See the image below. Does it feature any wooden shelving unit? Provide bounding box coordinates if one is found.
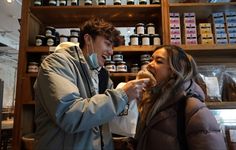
[13,0,236,149]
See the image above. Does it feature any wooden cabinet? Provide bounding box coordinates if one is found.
[13,0,236,149]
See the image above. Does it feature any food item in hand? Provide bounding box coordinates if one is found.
[136,69,157,88]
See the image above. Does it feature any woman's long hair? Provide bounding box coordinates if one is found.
[138,45,198,123]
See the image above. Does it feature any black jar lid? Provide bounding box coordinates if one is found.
[130,34,139,38]
[116,61,126,65]
[141,34,150,38]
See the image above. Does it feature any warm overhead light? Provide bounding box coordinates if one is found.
[6,0,14,3]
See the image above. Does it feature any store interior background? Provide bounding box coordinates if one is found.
[0,0,21,113]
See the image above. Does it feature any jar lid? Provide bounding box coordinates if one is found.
[146,23,155,27]
[46,35,56,38]
[36,35,46,38]
[105,60,115,64]
[153,34,160,37]
[28,62,39,65]
[116,61,126,65]
[141,34,150,37]
[70,29,80,32]
[70,35,79,38]
[136,23,145,27]
[60,35,68,38]
[131,63,139,67]
[46,26,55,30]
[130,34,139,38]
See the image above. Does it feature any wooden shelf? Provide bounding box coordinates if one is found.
[169,2,236,19]
[206,102,236,109]
[110,72,137,77]
[30,5,161,27]
[22,101,35,105]
[114,45,158,52]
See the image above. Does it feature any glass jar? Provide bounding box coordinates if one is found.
[141,34,150,45]
[135,23,145,35]
[146,23,155,35]
[153,34,161,45]
[34,0,42,6]
[116,61,127,72]
[59,0,67,6]
[131,63,140,73]
[35,35,46,46]
[59,35,68,43]
[105,61,116,72]
[46,35,56,46]
[28,62,39,73]
[71,0,79,5]
[130,34,139,46]
[70,35,79,43]
[49,0,57,6]
[113,53,123,62]
[45,26,55,36]
[140,54,151,62]
[70,29,80,36]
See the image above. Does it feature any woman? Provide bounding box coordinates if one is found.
[135,45,226,150]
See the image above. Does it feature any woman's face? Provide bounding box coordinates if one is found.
[146,48,172,86]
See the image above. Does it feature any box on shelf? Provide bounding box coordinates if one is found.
[198,33,214,44]
[198,23,212,35]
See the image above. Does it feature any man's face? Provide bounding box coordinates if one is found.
[146,48,172,86]
[91,35,113,67]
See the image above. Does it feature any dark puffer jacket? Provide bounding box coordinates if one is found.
[136,81,227,150]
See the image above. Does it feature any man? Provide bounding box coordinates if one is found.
[33,18,149,150]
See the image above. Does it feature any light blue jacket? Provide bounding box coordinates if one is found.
[33,42,128,150]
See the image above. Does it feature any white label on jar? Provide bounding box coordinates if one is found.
[47,38,54,46]
[106,65,116,72]
[205,77,220,98]
[36,39,42,46]
[34,1,41,5]
[60,0,66,5]
[46,30,52,36]
[127,0,134,2]
[117,65,127,72]
[147,27,155,34]
[137,26,145,34]
[99,0,105,3]
[70,37,78,43]
[71,0,77,3]
[49,0,57,5]
[113,54,123,61]
[131,37,139,45]
[142,37,150,45]
[153,37,161,45]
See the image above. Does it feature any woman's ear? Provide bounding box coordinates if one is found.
[84,34,90,45]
